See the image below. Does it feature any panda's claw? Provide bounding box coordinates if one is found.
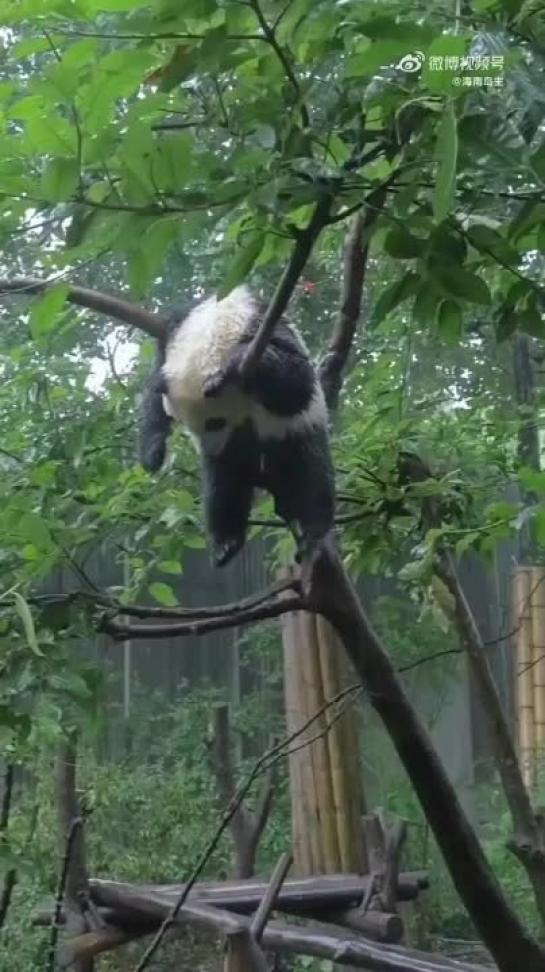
[212,537,243,568]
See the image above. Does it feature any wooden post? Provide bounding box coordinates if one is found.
[281,572,366,877]
[514,567,536,788]
[530,568,545,758]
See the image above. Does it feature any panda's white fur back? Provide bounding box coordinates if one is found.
[162,284,327,447]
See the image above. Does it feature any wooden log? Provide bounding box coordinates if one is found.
[66,887,493,972]
[223,928,268,972]
[89,871,427,916]
[250,852,292,941]
[321,907,403,943]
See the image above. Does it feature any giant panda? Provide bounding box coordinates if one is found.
[138,285,335,567]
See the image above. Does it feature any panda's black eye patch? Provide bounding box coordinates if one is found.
[204,417,227,431]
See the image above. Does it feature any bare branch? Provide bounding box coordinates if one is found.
[247,0,309,129]
[239,194,332,380]
[0,278,167,340]
[319,183,390,410]
[52,28,266,41]
[101,591,303,641]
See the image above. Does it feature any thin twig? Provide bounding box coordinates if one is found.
[248,0,309,128]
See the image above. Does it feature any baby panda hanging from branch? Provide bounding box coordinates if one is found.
[138,285,335,567]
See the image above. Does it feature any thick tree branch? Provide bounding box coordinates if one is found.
[304,536,545,972]
[0,279,167,340]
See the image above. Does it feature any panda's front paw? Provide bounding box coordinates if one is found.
[203,371,226,398]
[212,536,244,567]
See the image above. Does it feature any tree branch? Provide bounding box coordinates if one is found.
[0,279,167,340]
[304,536,545,972]
[319,182,391,410]
[247,0,309,129]
[239,194,332,380]
[100,592,303,641]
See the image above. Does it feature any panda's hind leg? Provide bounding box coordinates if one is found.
[263,429,335,561]
[201,423,259,568]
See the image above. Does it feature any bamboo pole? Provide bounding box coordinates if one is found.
[530,568,545,758]
[316,615,366,872]
[300,612,340,873]
[514,567,536,788]
[282,606,312,875]
[281,570,367,882]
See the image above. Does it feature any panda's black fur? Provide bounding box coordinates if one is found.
[138,285,335,567]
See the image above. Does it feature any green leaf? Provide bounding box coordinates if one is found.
[436,299,463,344]
[149,582,178,607]
[40,158,80,203]
[428,226,466,262]
[383,227,426,259]
[219,231,265,299]
[13,593,43,657]
[431,266,491,305]
[345,39,412,78]
[29,284,70,338]
[422,36,468,93]
[466,224,519,265]
[158,560,183,575]
[371,273,418,327]
[433,102,458,223]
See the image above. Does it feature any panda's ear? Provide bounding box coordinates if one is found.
[138,372,173,472]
